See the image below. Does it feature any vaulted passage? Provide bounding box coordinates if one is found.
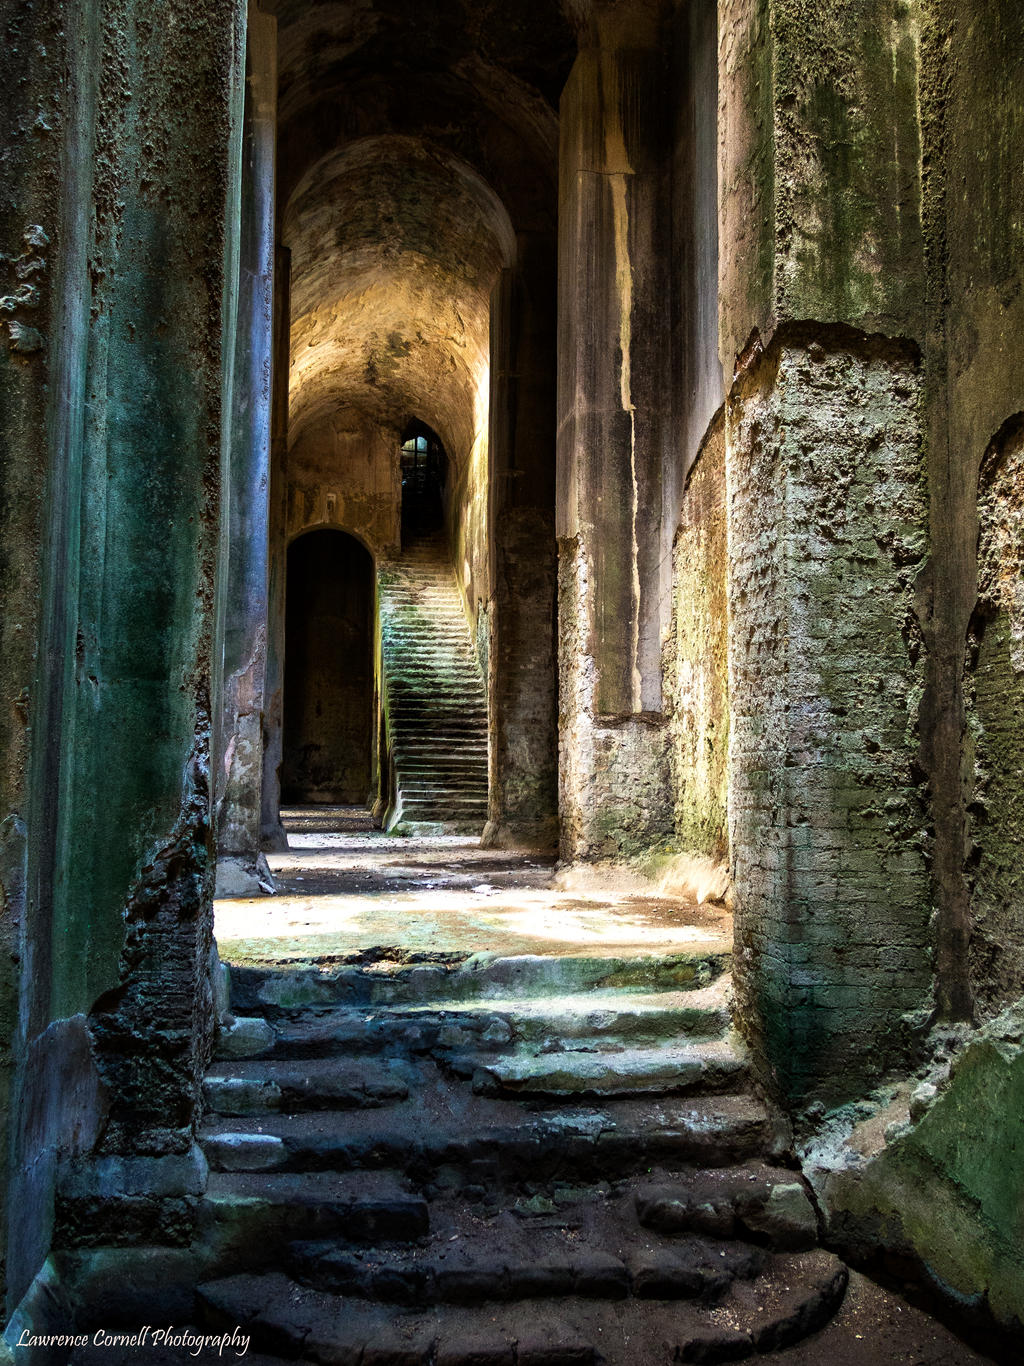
[2,0,1023,1359]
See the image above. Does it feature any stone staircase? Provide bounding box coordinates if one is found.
[183,947,849,1364]
[379,533,489,833]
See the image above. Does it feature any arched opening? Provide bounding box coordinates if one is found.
[281,530,375,805]
[400,420,447,541]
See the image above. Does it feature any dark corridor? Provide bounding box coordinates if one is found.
[282,530,374,804]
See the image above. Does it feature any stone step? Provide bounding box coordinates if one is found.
[199,1093,774,1181]
[396,803,490,815]
[396,757,490,769]
[196,1170,429,1272]
[390,820,488,836]
[203,1057,417,1115]
[198,1253,848,1364]
[391,721,487,734]
[632,1164,820,1251]
[391,744,487,755]
[397,781,489,792]
[226,950,732,1014]
[252,982,732,1055]
[286,1219,766,1306]
[463,1040,748,1100]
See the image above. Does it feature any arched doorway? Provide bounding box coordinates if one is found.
[400,420,447,541]
[281,529,374,804]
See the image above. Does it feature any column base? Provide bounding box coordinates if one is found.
[214,852,275,897]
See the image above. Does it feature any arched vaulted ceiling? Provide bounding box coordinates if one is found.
[285,135,515,458]
[270,0,578,462]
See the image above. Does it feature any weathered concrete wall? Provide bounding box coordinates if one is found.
[671,0,721,481]
[667,411,728,864]
[558,536,672,861]
[556,15,676,859]
[287,412,400,560]
[0,0,98,1302]
[727,334,931,1104]
[282,532,374,804]
[2,0,245,1310]
[717,0,925,376]
[484,247,559,850]
[445,413,491,646]
[965,419,1024,1017]
[916,0,1024,1019]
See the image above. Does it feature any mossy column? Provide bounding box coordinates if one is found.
[4,0,246,1306]
[216,5,277,895]
[719,0,933,1101]
[556,2,674,862]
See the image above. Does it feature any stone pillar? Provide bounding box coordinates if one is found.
[556,7,674,861]
[483,241,559,851]
[260,244,291,851]
[216,5,277,895]
[3,0,246,1307]
[719,0,933,1101]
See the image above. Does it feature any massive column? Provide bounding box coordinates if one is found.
[719,0,933,1102]
[216,5,277,895]
[484,243,559,850]
[556,1,677,862]
[3,0,246,1308]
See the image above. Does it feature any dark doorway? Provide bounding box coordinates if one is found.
[400,421,447,540]
[282,530,374,803]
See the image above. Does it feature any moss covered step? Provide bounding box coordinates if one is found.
[462,1039,748,1099]
[379,533,489,831]
[199,1092,773,1180]
[197,1253,848,1364]
[226,950,732,1014]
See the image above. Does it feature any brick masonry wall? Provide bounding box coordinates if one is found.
[667,411,729,862]
[966,416,1024,1017]
[727,332,932,1103]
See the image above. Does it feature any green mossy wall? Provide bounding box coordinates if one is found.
[2,0,245,1310]
[819,1003,1024,1337]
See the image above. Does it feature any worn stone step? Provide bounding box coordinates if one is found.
[398,785,489,796]
[251,983,732,1058]
[196,1171,429,1273]
[229,950,731,1013]
[203,1057,417,1115]
[198,1252,848,1364]
[286,1223,764,1306]
[465,1040,748,1100]
[632,1164,820,1251]
[199,1092,774,1180]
